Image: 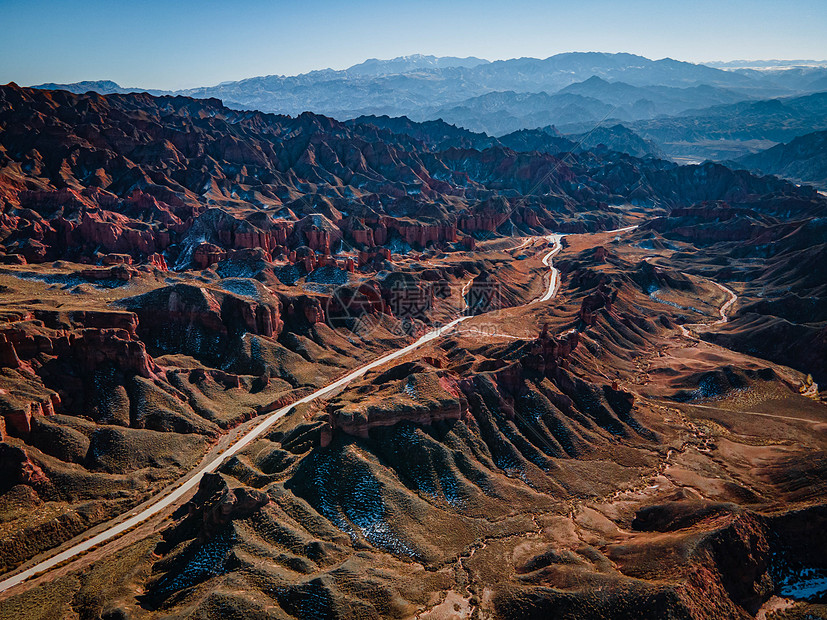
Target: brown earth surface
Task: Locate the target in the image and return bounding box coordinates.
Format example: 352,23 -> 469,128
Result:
0,86 -> 825,619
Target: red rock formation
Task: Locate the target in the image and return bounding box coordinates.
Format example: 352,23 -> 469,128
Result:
518,207 -> 543,228
579,283 -> 618,327
187,368 -> 243,390
358,247 -> 392,268
521,325 -> 581,377
60,310 -> 139,337
102,253 -> 132,266
0,334 -> 21,369
0,443 -> 49,488
71,328 -> 159,379
350,227 -> 375,248
0,328 -> 57,360
192,242 -> 226,270
392,220 -> 458,247
286,296 -> 325,325
147,252 -> 168,271
322,372 -> 466,445
187,473 -> 269,540
80,264 -> 136,281
0,254 -> 26,265
221,294 -> 283,337
76,210 -> 165,256
458,208 -> 510,234
373,223 -> 388,246
122,284 -> 285,361
18,240 -> 48,263
2,399 -> 57,435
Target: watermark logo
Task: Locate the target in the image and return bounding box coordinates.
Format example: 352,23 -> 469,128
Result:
326,278 -> 504,339
325,282 -> 385,337
463,279 -> 503,316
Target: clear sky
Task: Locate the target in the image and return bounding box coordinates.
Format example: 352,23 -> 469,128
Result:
1,0 -> 826,90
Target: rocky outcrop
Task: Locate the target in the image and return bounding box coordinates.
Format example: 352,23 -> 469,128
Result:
0,443 -> 49,493
0,334 -> 21,369
186,473 -> 270,540
120,284 -> 284,363
70,328 -> 158,379
285,295 -> 325,326
192,243 -> 226,270
521,325 -> 580,376
101,254 -> 133,266
643,204 -> 778,245
293,214 -> 342,253
358,247 -> 391,268
736,128 -> 827,190
579,282 -> 618,326
1,400 -> 56,436
148,252 -> 168,271
80,264 -> 136,281
321,370 -> 465,446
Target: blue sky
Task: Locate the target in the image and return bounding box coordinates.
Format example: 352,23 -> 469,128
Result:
1,0 -> 825,90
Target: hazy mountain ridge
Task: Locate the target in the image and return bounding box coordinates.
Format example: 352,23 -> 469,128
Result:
734,129 -> 827,189
625,91 -> 827,161
34,52 -> 816,119
29,79 -> 169,97
29,52 -> 827,164
345,116 -> 664,159
344,54 -> 490,75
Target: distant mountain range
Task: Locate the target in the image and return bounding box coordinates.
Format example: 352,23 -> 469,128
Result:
346,116 -> 665,159
165,52 -> 791,122
342,54 -> 490,75
624,92 -> 827,161
28,52 -> 827,163
30,79 -> 168,97
733,129 -> 827,190
420,77 -> 756,136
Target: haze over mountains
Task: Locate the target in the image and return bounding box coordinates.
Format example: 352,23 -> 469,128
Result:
734,129 -> 827,189
30,52 -> 827,185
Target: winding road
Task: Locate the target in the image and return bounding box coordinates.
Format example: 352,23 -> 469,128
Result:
531,225 -> 638,304
0,318 -> 477,593
679,279 -> 738,337
535,234 -> 564,303
0,224 -> 642,593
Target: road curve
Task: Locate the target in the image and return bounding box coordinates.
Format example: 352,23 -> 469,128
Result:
678,401 -> 823,425
534,234 -> 564,303
680,280 -> 738,337
532,226 -> 637,305
604,225 -> 639,235
713,282 -> 738,325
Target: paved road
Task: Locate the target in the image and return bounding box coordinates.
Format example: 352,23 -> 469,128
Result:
680,280 -> 738,337
532,226 -> 638,305
0,315 -> 477,593
535,234 -> 564,303
603,225 -> 639,234
0,225 -> 642,592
